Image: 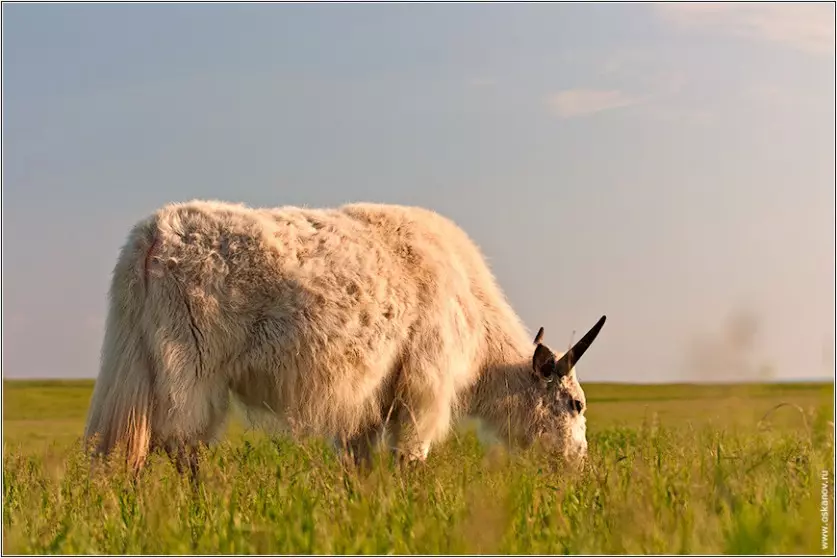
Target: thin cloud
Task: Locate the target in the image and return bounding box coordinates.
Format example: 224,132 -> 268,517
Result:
656,2 -> 835,57
546,89 -> 637,119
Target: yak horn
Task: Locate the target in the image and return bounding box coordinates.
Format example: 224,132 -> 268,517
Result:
555,315 -> 607,377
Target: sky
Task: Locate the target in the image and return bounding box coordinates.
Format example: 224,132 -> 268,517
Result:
2,2 -> 835,383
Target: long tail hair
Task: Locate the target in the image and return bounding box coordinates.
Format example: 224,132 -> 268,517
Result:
84,223 -> 157,472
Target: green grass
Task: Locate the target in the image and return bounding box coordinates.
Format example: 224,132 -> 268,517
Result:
3,380 -> 834,554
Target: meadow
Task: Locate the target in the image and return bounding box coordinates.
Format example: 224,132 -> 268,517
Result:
3,379 -> 834,554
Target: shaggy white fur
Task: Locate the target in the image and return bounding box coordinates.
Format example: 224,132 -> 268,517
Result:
83,200 -> 605,471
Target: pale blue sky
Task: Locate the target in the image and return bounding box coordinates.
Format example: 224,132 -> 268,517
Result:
3,2 -> 834,382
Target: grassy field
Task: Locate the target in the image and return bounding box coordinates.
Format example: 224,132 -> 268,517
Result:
3,379 -> 834,554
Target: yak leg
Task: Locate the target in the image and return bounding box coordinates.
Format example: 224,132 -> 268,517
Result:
338,425 -> 384,470
153,374 -> 230,481
387,358 -> 456,466
163,440 -> 201,479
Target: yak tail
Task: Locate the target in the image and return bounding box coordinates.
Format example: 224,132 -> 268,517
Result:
84,223 -> 157,472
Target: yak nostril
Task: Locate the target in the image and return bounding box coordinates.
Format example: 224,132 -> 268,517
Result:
571,399 -> 584,414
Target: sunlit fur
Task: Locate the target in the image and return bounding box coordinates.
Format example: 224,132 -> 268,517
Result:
84,200 -> 592,471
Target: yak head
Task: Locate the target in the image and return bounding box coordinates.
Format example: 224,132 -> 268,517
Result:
524,315 -> 606,461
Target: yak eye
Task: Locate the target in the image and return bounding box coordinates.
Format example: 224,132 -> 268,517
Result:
570,399 -> 584,414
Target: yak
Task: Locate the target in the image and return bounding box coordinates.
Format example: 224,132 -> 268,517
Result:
84,200 -> 606,472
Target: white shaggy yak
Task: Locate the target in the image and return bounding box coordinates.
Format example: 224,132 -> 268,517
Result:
84,200 -> 606,472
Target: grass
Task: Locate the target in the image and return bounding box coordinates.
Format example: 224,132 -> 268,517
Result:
2,379 -> 834,554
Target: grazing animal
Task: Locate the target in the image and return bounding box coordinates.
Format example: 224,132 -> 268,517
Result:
83,200 -> 606,472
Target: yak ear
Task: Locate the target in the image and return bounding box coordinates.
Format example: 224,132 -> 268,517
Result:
532,341 -> 557,382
